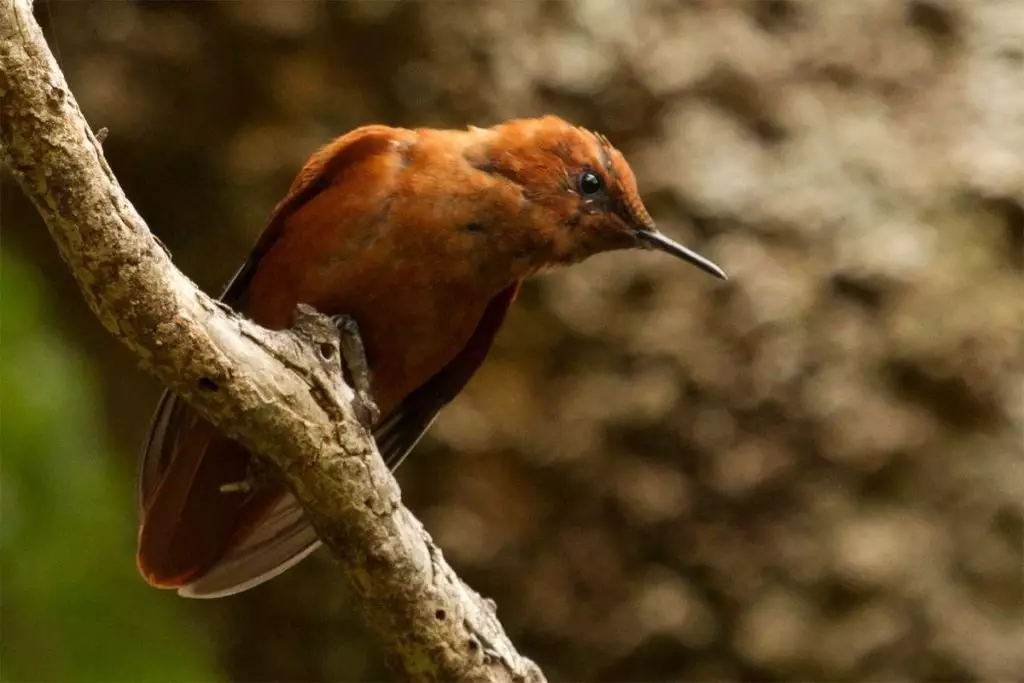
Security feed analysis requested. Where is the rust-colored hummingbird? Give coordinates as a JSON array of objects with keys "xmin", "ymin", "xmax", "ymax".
[{"xmin": 137, "ymin": 116, "xmax": 727, "ymax": 597}]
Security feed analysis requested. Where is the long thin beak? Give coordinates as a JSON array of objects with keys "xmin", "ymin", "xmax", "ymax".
[{"xmin": 635, "ymin": 229, "xmax": 728, "ymax": 280}]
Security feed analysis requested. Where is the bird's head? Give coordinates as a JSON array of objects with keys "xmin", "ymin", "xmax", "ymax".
[{"xmin": 476, "ymin": 116, "xmax": 727, "ymax": 280}]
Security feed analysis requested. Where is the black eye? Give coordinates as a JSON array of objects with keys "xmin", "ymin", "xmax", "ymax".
[{"xmin": 578, "ymin": 170, "xmax": 603, "ymax": 196}]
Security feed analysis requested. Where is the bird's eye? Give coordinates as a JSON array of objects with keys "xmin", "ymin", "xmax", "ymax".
[{"xmin": 578, "ymin": 170, "xmax": 604, "ymax": 196}]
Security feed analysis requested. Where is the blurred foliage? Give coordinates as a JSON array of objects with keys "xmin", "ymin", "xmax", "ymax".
[
  {"xmin": 3, "ymin": 0, "xmax": 1023, "ymax": 681},
  {"xmin": 0, "ymin": 248, "xmax": 221, "ymax": 682}
]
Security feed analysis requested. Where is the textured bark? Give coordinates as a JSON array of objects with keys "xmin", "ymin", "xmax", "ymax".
[{"xmin": 0, "ymin": 1, "xmax": 544, "ymax": 681}]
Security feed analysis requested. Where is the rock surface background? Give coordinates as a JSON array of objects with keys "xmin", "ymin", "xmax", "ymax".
[{"xmin": 5, "ymin": 1, "xmax": 1022, "ymax": 680}]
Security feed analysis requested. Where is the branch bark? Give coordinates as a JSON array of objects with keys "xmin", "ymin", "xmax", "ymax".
[{"xmin": 0, "ymin": 1, "xmax": 545, "ymax": 681}]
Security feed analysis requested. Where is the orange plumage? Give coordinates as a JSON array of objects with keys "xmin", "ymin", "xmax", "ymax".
[{"xmin": 136, "ymin": 116, "xmax": 726, "ymax": 598}]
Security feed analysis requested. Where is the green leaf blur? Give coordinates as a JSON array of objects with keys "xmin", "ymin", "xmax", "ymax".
[{"xmin": 0, "ymin": 248, "xmax": 221, "ymax": 683}]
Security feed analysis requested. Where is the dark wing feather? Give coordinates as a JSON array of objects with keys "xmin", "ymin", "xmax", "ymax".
[{"xmin": 374, "ymin": 281, "xmax": 521, "ymax": 470}]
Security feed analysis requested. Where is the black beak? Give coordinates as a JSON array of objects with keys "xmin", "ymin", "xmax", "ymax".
[{"xmin": 635, "ymin": 228, "xmax": 728, "ymax": 280}]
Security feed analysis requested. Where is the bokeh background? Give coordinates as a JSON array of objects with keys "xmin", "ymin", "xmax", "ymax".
[{"xmin": 2, "ymin": 1, "xmax": 1022, "ymax": 681}]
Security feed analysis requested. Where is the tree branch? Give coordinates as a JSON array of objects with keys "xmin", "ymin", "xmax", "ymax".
[{"xmin": 0, "ymin": 1, "xmax": 545, "ymax": 681}]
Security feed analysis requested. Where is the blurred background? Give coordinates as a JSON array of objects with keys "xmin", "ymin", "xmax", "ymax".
[{"xmin": 2, "ymin": 1, "xmax": 1022, "ymax": 681}]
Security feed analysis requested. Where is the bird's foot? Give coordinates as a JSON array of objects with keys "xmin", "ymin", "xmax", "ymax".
[
  {"xmin": 219, "ymin": 479, "xmax": 254, "ymax": 494},
  {"xmin": 329, "ymin": 314, "xmax": 381, "ymax": 427},
  {"xmin": 219, "ymin": 458, "xmax": 271, "ymax": 495}
]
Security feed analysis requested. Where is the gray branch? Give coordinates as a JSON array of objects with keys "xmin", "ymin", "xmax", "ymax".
[{"xmin": 0, "ymin": 1, "xmax": 545, "ymax": 681}]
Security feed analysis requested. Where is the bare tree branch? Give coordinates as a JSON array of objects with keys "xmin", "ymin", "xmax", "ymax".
[{"xmin": 0, "ymin": 1, "xmax": 545, "ymax": 681}]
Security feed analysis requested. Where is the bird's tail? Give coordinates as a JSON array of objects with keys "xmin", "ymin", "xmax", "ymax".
[{"xmin": 136, "ymin": 390, "xmax": 320, "ymax": 598}]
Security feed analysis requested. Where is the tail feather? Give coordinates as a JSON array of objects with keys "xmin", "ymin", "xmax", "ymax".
[
  {"xmin": 137, "ymin": 389, "xmax": 186, "ymax": 514},
  {"xmin": 135, "ymin": 283, "xmax": 521, "ymax": 597},
  {"xmin": 176, "ymin": 493, "xmax": 321, "ymax": 598},
  {"xmin": 136, "ymin": 391, "xmax": 289, "ymax": 589}
]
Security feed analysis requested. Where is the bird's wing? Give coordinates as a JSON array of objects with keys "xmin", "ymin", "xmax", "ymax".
[
  {"xmin": 374, "ymin": 281, "xmax": 521, "ymax": 470},
  {"xmin": 222, "ymin": 126, "xmax": 400, "ymax": 307}
]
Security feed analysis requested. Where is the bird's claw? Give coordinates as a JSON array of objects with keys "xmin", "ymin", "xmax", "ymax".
[
  {"xmin": 219, "ymin": 458, "xmax": 270, "ymax": 495},
  {"xmin": 219, "ymin": 479, "xmax": 253, "ymax": 494},
  {"xmin": 353, "ymin": 388, "xmax": 381, "ymax": 427},
  {"xmin": 329, "ymin": 314, "xmax": 380, "ymax": 427}
]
